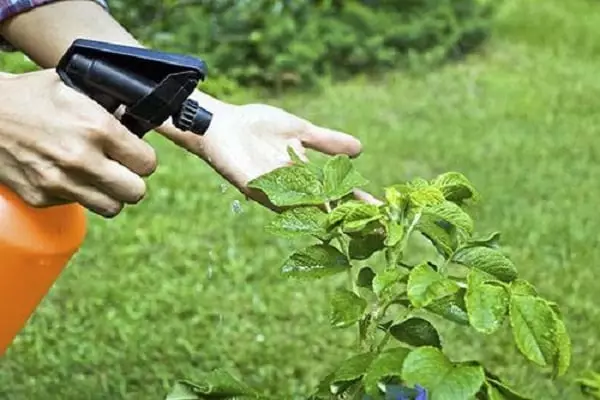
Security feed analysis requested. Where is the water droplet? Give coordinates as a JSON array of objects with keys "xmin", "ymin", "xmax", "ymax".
[
  {"xmin": 231, "ymin": 200, "xmax": 243, "ymax": 214},
  {"xmin": 207, "ymin": 265, "xmax": 213, "ymax": 279},
  {"xmin": 220, "ymin": 183, "xmax": 229, "ymax": 193},
  {"xmin": 255, "ymin": 334, "xmax": 265, "ymax": 343}
]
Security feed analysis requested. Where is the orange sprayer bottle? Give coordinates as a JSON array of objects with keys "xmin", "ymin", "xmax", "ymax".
[
  {"xmin": 0, "ymin": 186, "xmax": 87, "ymax": 355},
  {"xmin": 0, "ymin": 38, "xmax": 213, "ymax": 355}
]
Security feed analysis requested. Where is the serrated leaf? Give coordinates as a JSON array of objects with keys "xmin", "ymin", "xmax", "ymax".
[
  {"xmin": 389, "ymin": 317, "xmax": 441, "ymax": 348},
  {"xmin": 349, "ymin": 234, "xmax": 385, "ymax": 260},
  {"xmin": 384, "ymin": 220, "xmax": 405, "ymax": 247},
  {"xmin": 510, "ymin": 279, "xmax": 538, "ymax": 296},
  {"xmin": 433, "ymin": 172, "xmax": 479, "ymax": 203},
  {"xmin": 466, "ymin": 232, "xmax": 501, "ymax": 249},
  {"xmin": 328, "ymin": 201, "xmax": 382, "ymax": 233},
  {"xmin": 265, "ymin": 206, "xmax": 327, "ymax": 239},
  {"xmin": 407, "ymin": 264, "xmax": 460, "ymax": 308},
  {"xmin": 509, "ymin": 294, "xmax": 557, "ymax": 367},
  {"xmin": 466, "ymin": 270, "xmax": 509, "ymax": 334},
  {"xmin": 363, "ymin": 347, "xmax": 411, "ymax": 396},
  {"xmin": 373, "ymin": 267, "xmax": 406, "ymax": 302},
  {"xmin": 452, "ymin": 246, "xmax": 518, "ymax": 282},
  {"xmin": 322, "ymin": 155, "xmax": 369, "ymax": 200},
  {"xmin": 402, "ymin": 346, "xmax": 485, "ymax": 400},
  {"xmin": 332, "ymin": 352, "xmax": 376, "ymax": 384},
  {"xmin": 287, "ymin": 146, "xmax": 324, "ymax": 181},
  {"xmin": 248, "ymin": 164, "xmax": 325, "ymax": 206},
  {"xmin": 385, "ymin": 186, "xmax": 407, "ymax": 209},
  {"xmin": 330, "ymin": 288, "xmax": 368, "ymax": 329},
  {"xmin": 416, "ymin": 213, "xmax": 458, "ymax": 259},
  {"xmin": 282, "ymin": 244, "xmax": 350, "ymax": 279},
  {"xmin": 485, "ymin": 378, "xmax": 532, "ymax": 400},
  {"xmin": 552, "ymin": 309, "xmax": 571, "ymax": 378},
  {"xmin": 424, "ymin": 201, "xmax": 473, "ymax": 238},
  {"xmin": 409, "ymin": 186, "xmax": 445, "ymax": 208},
  {"xmin": 166, "ymin": 370, "xmax": 260, "ymax": 399},
  {"xmin": 425, "ymin": 289, "xmax": 470, "ymax": 325}
]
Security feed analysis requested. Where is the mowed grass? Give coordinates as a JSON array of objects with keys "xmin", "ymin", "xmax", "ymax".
[{"xmin": 2, "ymin": 0, "xmax": 600, "ymax": 398}]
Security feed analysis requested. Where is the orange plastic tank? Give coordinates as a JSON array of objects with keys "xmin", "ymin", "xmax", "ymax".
[{"xmin": 0, "ymin": 185, "xmax": 87, "ymax": 356}]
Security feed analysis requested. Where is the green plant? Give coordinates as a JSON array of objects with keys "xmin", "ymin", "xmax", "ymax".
[
  {"xmin": 164, "ymin": 149, "xmax": 572, "ymax": 400},
  {"xmin": 107, "ymin": 0, "xmax": 497, "ymax": 93}
]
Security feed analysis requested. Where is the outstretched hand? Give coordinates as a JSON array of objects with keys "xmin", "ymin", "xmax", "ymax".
[{"xmin": 158, "ymin": 100, "xmax": 380, "ymax": 211}]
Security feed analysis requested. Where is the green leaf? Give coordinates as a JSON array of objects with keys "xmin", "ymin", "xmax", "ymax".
[
  {"xmin": 286, "ymin": 146, "xmax": 324, "ymax": 181},
  {"xmin": 509, "ymin": 294, "xmax": 557, "ymax": 367},
  {"xmin": 402, "ymin": 347, "xmax": 485, "ymax": 400},
  {"xmin": 363, "ymin": 347, "xmax": 411, "ymax": 396},
  {"xmin": 432, "ymin": 172, "xmax": 479, "ymax": 203},
  {"xmin": 466, "ymin": 270, "xmax": 509, "ymax": 334},
  {"xmin": 330, "ymin": 288, "xmax": 368, "ymax": 329},
  {"xmin": 332, "ymin": 352, "xmax": 376, "ymax": 385},
  {"xmin": 485, "ymin": 378, "xmax": 532, "ymax": 400},
  {"xmin": 322, "ymin": 154, "xmax": 368, "ymax": 200},
  {"xmin": 356, "ymin": 267, "xmax": 376, "ymax": 290},
  {"xmin": 248, "ymin": 164, "xmax": 325, "ymax": 207},
  {"xmin": 384, "ymin": 220, "xmax": 405, "ymax": 247},
  {"xmin": 452, "ymin": 246, "xmax": 518, "ymax": 283},
  {"xmin": 384, "ymin": 186, "xmax": 407, "ymax": 210},
  {"xmin": 425, "ymin": 289, "xmax": 470, "ymax": 326},
  {"xmin": 282, "ymin": 244, "xmax": 351, "ymax": 279},
  {"xmin": 373, "ymin": 267, "xmax": 406, "ymax": 302},
  {"xmin": 409, "ymin": 186, "xmax": 445, "ymax": 208},
  {"xmin": 328, "ymin": 201, "xmax": 382, "ymax": 232},
  {"xmin": 407, "ymin": 264, "xmax": 460, "ymax": 308},
  {"xmin": 349, "ymin": 234, "xmax": 385, "ymax": 260},
  {"xmin": 424, "ymin": 201, "xmax": 474, "ymax": 238},
  {"xmin": 166, "ymin": 370, "xmax": 260, "ymax": 399},
  {"xmin": 389, "ymin": 317, "xmax": 441, "ymax": 348},
  {"xmin": 265, "ymin": 206, "xmax": 327, "ymax": 239},
  {"xmin": 465, "ymin": 232, "xmax": 501, "ymax": 249},
  {"xmin": 415, "ymin": 213, "xmax": 458, "ymax": 259},
  {"xmin": 552, "ymin": 308, "xmax": 571, "ymax": 378},
  {"xmin": 509, "ymin": 279, "xmax": 538, "ymax": 296}
]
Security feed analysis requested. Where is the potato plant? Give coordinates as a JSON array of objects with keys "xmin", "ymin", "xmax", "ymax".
[{"xmin": 166, "ymin": 149, "xmax": 572, "ymax": 400}]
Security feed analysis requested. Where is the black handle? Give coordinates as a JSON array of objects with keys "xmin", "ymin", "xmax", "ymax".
[{"xmin": 56, "ymin": 39, "xmax": 213, "ymax": 138}]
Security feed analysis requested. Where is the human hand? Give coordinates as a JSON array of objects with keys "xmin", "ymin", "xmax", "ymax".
[
  {"xmin": 158, "ymin": 99, "xmax": 380, "ymax": 210},
  {"xmin": 0, "ymin": 69, "xmax": 157, "ymax": 217}
]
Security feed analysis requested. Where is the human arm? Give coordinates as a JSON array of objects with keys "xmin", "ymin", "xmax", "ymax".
[{"xmin": 0, "ymin": 0, "xmax": 375, "ymax": 210}]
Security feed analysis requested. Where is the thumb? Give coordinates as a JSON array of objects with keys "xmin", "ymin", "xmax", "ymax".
[{"xmin": 300, "ymin": 122, "xmax": 363, "ymax": 158}]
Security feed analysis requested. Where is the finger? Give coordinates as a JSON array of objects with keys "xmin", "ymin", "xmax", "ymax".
[
  {"xmin": 301, "ymin": 122, "xmax": 363, "ymax": 158},
  {"xmin": 85, "ymin": 158, "xmax": 148, "ymax": 205},
  {"xmin": 48, "ymin": 174, "xmax": 125, "ymax": 218},
  {"xmin": 68, "ymin": 184, "xmax": 124, "ymax": 218},
  {"xmin": 100, "ymin": 119, "xmax": 158, "ymax": 177}
]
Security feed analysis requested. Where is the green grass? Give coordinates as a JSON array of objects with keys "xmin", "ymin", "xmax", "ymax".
[{"xmin": 2, "ymin": 0, "xmax": 600, "ymax": 398}]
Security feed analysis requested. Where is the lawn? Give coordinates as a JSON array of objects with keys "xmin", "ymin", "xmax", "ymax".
[{"xmin": 2, "ymin": 0, "xmax": 600, "ymax": 398}]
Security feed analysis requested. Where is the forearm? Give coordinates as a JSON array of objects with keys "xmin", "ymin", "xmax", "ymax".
[{"xmin": 0, "ymin": 0, "xmax": 225, "ymax": 153}]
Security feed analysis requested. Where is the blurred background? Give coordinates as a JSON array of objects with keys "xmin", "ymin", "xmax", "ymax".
[{"xmin": 1, "ymin": 0, "xmax": 599, "ymax": 398}]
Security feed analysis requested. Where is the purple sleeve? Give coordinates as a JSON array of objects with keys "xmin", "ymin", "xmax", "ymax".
[{"xmin": 0, "ymin": 0, "xmax": 109, "ymax": 52}]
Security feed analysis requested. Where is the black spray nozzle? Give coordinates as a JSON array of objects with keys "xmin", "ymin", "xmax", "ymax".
[{"xmin": 56, "ymin": 39, "xmax": 213, "ymax": 138}]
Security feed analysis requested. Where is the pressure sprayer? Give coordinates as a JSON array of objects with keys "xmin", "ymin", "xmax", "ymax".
[{"xmin": 0, "ymin": 39, "xmax": 213, "ymax": 356}]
